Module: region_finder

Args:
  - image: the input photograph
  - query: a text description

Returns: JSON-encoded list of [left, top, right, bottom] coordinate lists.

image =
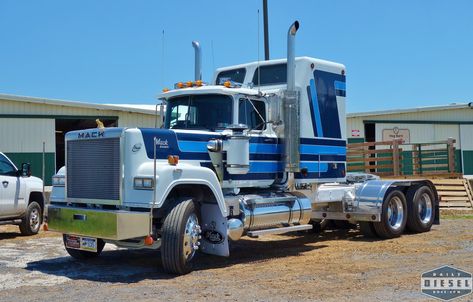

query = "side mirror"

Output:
[[20, 163, 31, 177], [160, 102, 165, 128]]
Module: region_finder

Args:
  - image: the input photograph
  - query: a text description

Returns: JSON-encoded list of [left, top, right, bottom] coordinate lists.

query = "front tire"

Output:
[[19, 201, 42, 235], [63, 235, 105, 259], [406, 185, 435, 233], [161, 199, 201, 275], [373, 190, 407, 239]]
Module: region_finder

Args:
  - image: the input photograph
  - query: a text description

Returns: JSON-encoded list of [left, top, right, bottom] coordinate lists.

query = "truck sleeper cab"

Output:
[[47, 21, 439, 275]]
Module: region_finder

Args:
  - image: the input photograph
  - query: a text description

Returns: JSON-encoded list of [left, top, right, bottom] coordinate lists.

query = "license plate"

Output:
[[65, 235, 97, 252]]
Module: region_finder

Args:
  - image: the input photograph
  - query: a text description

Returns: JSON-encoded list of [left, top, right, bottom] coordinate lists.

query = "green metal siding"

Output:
[[463, 150, 473, 175], [5, 152, 55, 186], [347, 137, 365, 143]]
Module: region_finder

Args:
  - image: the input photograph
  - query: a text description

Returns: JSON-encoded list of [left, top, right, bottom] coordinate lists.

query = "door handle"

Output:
[[2, 181, 8, 187]]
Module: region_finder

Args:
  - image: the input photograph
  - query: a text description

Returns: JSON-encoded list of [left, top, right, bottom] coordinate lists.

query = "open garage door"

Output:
[[55, 118, 117, 171]]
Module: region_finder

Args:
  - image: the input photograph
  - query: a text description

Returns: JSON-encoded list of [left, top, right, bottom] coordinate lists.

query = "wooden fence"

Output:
[[347, 139, 458, 178]]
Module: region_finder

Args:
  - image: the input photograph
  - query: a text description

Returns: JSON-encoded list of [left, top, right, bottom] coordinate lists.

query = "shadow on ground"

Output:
[[25, 234, 326, 283], [0, 232, 22, 240]]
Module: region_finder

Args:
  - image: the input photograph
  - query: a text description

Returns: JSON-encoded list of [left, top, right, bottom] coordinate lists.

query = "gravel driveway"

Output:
[[0, 217, 472, 302]]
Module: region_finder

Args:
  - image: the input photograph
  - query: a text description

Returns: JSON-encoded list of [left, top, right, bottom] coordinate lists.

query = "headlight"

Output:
[[134, 177, 154, 190], [52, 175, 65, 186]]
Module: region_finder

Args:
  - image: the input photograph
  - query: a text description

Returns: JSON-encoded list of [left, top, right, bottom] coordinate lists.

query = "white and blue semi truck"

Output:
[[47, 21, 439, 275]]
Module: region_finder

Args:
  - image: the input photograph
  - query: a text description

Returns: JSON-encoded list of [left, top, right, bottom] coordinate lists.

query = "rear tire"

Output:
[[19, 202, 42, 235], [373, 190, 407, 239], [359, 222, 378, 238], [161, 199, 201, 275], [406, 185, 435, 233], [63, 235, 105, 259]]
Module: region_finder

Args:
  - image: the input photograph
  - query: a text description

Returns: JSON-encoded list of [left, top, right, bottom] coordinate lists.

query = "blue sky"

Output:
[[0, 1, 471, 112]]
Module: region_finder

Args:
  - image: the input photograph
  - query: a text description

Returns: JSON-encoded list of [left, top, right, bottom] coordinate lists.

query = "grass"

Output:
[[441, 209, 473, 220]]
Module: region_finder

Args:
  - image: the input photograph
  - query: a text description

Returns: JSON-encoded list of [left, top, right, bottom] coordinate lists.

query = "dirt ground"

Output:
[[0, 212, 472, 302]]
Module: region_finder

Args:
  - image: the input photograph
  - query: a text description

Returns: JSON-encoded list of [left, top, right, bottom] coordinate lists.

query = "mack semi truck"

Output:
[[46, 21, 439, 275]]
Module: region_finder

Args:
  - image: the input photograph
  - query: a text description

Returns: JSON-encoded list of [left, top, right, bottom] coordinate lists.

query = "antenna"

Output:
[[161, 30, 166, 90], [257, 9, 261, 91], [211, 40, 215, 74]]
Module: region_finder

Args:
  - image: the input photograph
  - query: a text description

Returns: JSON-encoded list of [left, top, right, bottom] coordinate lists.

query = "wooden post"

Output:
[[392, 139, 400, 176], [447, 137, 456, 173], [412, 144, 419, 175]]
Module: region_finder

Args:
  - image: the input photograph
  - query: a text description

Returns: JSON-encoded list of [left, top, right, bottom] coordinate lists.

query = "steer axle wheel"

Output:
[[161, 199, 201, 275], [373, 190, 407, 239]]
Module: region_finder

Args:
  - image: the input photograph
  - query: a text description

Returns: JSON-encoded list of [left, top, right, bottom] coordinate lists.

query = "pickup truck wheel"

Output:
[[161, 199, 201, 275], [406, 185, 435, 233], [63, 235, 105, 259], [19, 202, 42, 235], [373, 190, 407, 239]]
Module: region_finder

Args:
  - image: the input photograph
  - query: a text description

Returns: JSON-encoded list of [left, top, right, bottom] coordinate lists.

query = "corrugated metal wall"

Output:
[[0, 118, 55, 152], [0, 98, 159, 184], [0, 99, 157, 127]]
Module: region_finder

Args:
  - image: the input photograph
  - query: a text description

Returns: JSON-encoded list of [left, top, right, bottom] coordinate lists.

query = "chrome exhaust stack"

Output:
[[287, 21, 299, 92], [283, 21, 300, 172], [192, 41, 202, 81]]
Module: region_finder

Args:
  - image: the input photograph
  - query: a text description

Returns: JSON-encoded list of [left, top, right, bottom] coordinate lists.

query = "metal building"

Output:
[[0, 94, 161, 184], [346, 103, 473, 175]]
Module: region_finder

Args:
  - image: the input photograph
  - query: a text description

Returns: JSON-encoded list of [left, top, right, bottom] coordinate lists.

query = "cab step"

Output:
[[247, 224, 313, 238]]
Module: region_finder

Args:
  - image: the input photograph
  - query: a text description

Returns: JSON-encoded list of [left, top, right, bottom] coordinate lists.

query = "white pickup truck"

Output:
[[0, 152, 45, 235]]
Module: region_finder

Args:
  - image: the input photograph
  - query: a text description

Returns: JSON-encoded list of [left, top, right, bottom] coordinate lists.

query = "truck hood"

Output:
[[28, 176, 44, 186]]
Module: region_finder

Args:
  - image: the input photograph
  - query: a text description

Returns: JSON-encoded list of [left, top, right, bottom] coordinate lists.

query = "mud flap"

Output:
[[199, 203, 229, 257]]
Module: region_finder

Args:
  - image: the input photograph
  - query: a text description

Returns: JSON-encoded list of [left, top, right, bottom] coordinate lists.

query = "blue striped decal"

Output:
[[309, 79, 324, 137], [300, 154, 346, 162], [334, 81, 346, 91], [300, 145, 346, 155]]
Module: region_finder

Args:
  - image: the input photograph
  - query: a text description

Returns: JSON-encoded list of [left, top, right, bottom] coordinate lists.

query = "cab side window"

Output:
[[0, 155, 16, 176], [239, 99, 266, 130]]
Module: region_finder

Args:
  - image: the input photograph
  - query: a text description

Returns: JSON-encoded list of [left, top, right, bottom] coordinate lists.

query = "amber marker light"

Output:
[[177, 82, 184, 88], [195, 80, 203, 86], [186, 81, 193, 87], [162, 88, 170, 92], [144, 235, 154, 246], [167, 155, 179, 165], [223, 81, 231, 88]]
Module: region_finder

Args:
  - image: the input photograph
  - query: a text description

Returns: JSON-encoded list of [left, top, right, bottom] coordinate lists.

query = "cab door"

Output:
[[239, 98, 280, 178], [0, 154, 20, 219]]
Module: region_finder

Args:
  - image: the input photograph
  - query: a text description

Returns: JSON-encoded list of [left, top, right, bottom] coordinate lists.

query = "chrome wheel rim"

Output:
[[183, 213, 201, 261], [387, 196, 404, 231], [30, 208, 40, 231], [418, 193, 433, 224]]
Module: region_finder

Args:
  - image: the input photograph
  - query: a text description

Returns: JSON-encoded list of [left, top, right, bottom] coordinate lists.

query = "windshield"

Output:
[[165, 94, 233, 131]]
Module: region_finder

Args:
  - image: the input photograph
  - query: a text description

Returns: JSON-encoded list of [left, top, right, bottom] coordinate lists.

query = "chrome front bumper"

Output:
[[47, 205, 150, 240]]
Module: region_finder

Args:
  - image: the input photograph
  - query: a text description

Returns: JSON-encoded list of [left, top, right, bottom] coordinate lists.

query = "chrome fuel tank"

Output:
[[239, 193, 311, 231]]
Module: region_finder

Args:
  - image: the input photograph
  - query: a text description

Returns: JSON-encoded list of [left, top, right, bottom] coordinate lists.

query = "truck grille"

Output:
[[67, 138, 121, 201]]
